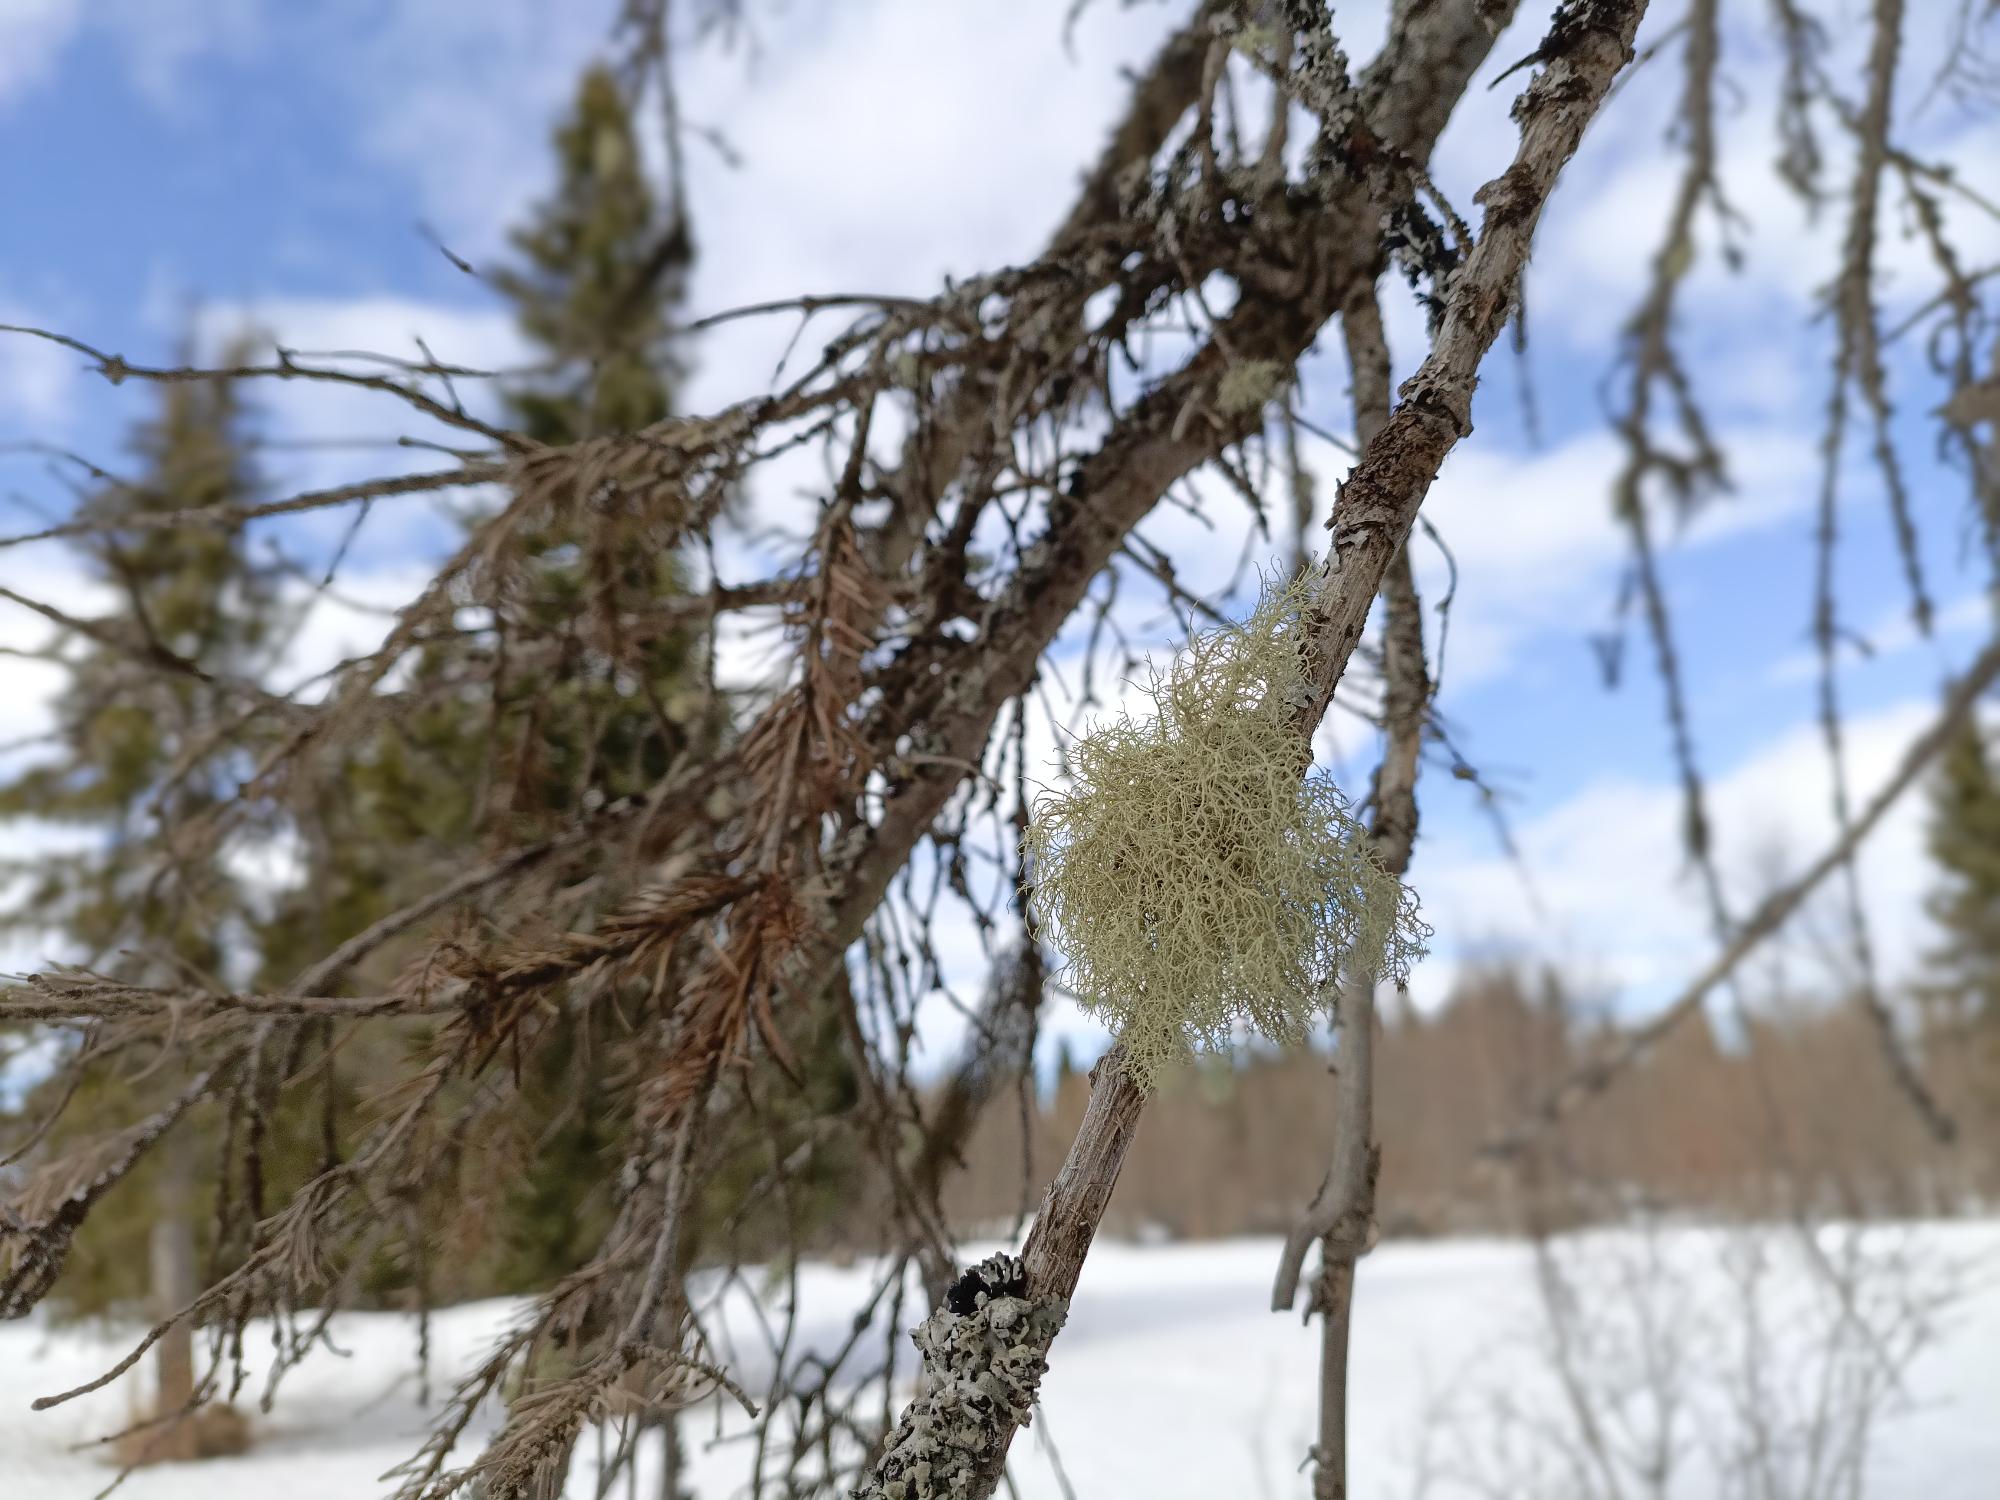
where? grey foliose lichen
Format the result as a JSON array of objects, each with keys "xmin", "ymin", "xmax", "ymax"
[{"xmin": 852, "ymin": 1253, "xmax": 1068, "ymax": 1500}]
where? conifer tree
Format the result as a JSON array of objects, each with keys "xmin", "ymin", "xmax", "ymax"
[
  {"xmin": 1922, "ymin": 719, "xmax": 2000, "ymax": 1042},
  {"xmin": 0, "ymin": 349, "xmax": 296, "ymax": 1447},
  {"xmin": 0, "ymin": 358, "xmax": 276, "ymax": 978},
  {"xmin": 470, "ymin": 62, "xmax": 704, "ymax": 1293},
  {"xmin": 252, "ymin": 63, "xmax": 853, "ymax": 1304},
  {"xmin": 494, "ymin": 63, "xmax": 691, "ymax": 450}
]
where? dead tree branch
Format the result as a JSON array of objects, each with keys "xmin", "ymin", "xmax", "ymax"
[
  {"xmin": 1483, "ymin": 632, "xmax": 2000, "ymax": 1163},
  {"xmin": 855, "ymin": 6, "xmax": 1652, "ymax": 1495}
]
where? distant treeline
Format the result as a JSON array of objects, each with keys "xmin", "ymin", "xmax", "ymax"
[{"xmin": 924, "ymin": 968, "xmax": 1999, "ymax": 1245}]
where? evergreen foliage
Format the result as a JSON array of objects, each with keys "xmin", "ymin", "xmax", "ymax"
[
  {"xmin": 0, "ymin": 357, "xmax": 276, "ymax": 965},
  {"xmin": 0, "ymin": 348, "xmax": 320, "ymax": 1315},
  {"xmin": 1923, "ymin": 718, "xmax": 2000, "ymax": 1032},
  {"xmin": 267, "ymin": 62, "xmax": 710, "ymax": 1300},
  {"xmin": 493, "ymin": 64, "xmax": 690, "ymax": 449},
  {"xmin": 252, "ymin": 63, "xmax": 853, "ymax": 1299},
  {"xmin": 0, "ymin": 61, "xmax": 860, "ymax": 1330}
]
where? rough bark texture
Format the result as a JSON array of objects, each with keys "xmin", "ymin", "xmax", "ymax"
[
  {"xmin": 851, "ymin": 1050, "xmax": 1145, "ymax": 1500},
  {"xmin": 825, "ymin": 0, "xmax": 1537, "ymax": 962},
  {"xmin": 1270, "ymin": 277, "xmax": 1408, "ymax": 1317},
  {"xmin": 1292, "ymin": 1, "xmax": 1649, "ymax": 735},
  {"xmin": 853, "ymin": 1253, "xmax": 1069, "ymax": 1500}
]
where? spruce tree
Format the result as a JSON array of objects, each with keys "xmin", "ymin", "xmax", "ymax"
[
  {"xmin": 468, "ymin": 62, "xmax": 703, "ymax": 1293},
  {"xmin": 0, "ymin": 356, "xmax": 277, "ymax": 980},
  {"xmin": 493, "ymin": 63, "xmax": 690, "ymax": 450},
  {"xmin": 0, "ymin": 351, "xmax": 303, "ymax": 1446},
  {"xmin": 1923, "ymin": 719, "xmax": 2000, "ymax": 1030},
  {"xmin": 0, "ymin": 68, "xmax": 855, "ymax": 1376},
  {"xmin": 253, "ymin": 63, "xmax": 853, "ymax": 1302}
]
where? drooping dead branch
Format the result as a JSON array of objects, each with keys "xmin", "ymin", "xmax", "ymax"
[{"xmin": 1603, "ymin": 0, "xmax": 1735, "ymax": 936}]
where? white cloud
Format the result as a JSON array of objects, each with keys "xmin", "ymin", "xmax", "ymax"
[
  {"xmin": 0, "ymin": 0, "xmax": 263, "ymax": 114},
  {"xmin": 0, "ymin": 553, "xmax": 120, "ymax": 977},
  {"xmin": 1517, "ymin": 11, "xmax": 2000, "ymax": 356},
  {"xmin": 0, "ymin": 315, "xmax": 78, "ymax": 429},
  {"xmin": 192, "ymin": 295, "xmax": 526, "ymax": 558},
  {"xmin": 96, "ymin": 0, "xmax": 263, "ymax": 112},
  {"xmin": 1411, "ymin": 693, "xmax": 1953, "ymax": 1014},
  {"xmin": 1766, "ymin": 590, "xmax": 1994, "ymax": 687},
  {"xmin": 0, "ymin": 550, "xmax": 114, "ymax": 751},
  {"xmin": 0, "ymin": 0, "xmax": 79, "ymax": 107},
  {"xmin": 262, "ymin": 562, "xmax": 442, "ymax": 700},
  {"xmin": 200, "ymin": 294, "xmax": 525, "ymax": 383},
  {"xmin": 7, "ymin": 0, "xmax": 1985, "ymax": 1080},
  {"xmin": 326, "ymin": 2, "xmax": 618, "ymax": 256},
  {"xmin": 0, "ymin": 1, "xmax": 604, "ymax": 252},
  {"xmin": 1387, "ymin": 425, "xmax": 1811, "ymax": 692},
  {"xmin": 673, "ymin": 0, "xmax": 1185, "ymax": 410}
]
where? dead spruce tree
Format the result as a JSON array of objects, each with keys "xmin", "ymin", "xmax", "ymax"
[{"xmin": 4, "ymin": 2, "xmax": 2000, "ymax": 1498}]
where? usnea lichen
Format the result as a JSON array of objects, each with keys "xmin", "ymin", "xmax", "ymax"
[
  {"xmin": 1023, "ymin": 579, "xmax": 1426, "ymax": 1088},
  {"xmin": 1216, "ymin": 358, "xmax": 1287, "ymax": 415}
]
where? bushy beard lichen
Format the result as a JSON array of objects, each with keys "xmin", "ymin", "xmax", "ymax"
[
  {"xmin": 1023, "ymin": 578, "xmax": 1428, "ymax": 1088},
  {"xmin": 852, "ymin": 1254, "xmax": 1067, "ymax": 1500}
]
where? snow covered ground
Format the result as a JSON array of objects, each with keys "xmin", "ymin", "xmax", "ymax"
[{"xmin": 7, "ymin": 1222, "xmax": 1997, "ymax": 1499}]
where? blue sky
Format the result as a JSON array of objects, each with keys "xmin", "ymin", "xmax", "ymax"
[{"xmin": 2, "ymin": 0, "xmax": 1996, "ymax": 1061}]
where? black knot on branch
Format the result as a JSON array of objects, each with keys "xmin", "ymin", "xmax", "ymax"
[{"xmin": 944, "ymin": 1251, "xmax": 1029, "ymax": 1316}]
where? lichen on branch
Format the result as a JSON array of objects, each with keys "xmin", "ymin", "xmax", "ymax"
[
  {"xmin": 852, "ymin": 1254, "xmax": 1066, "ymax": 1500},
  {"xmin": 1023, "ymin": 579, "xmax": 1426, "ymax": 1088}
]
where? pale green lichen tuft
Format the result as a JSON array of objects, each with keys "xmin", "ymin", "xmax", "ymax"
[
  {"xmin": 1216, "ymin": 358, "xmax": 1287, "ymax": 416},
  {"xmin": 1230, "ymin": 21, "xmax": 1284, "ymax": 60},
  {"xmin": 1023, "ymin": 579, "xmax": 1427, "ymax": 1089}
]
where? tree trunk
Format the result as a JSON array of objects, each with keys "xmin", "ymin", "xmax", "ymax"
[
  {"xmin": 149, "ymin": 1128, "xmax": 199, "ymax": 1461},
  {"xmin": 656, "ymin": 1410, "xmax": 684, "ymax": 1500}
]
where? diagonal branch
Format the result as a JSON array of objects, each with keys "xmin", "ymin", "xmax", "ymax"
[
  {"xmin": 854, "ymin": 7, "xmax": 1651, "ymax": 1496},
  {"xmin": 1482, "ymin": 632, "xmax": 2000, "ymax": 1163}
]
